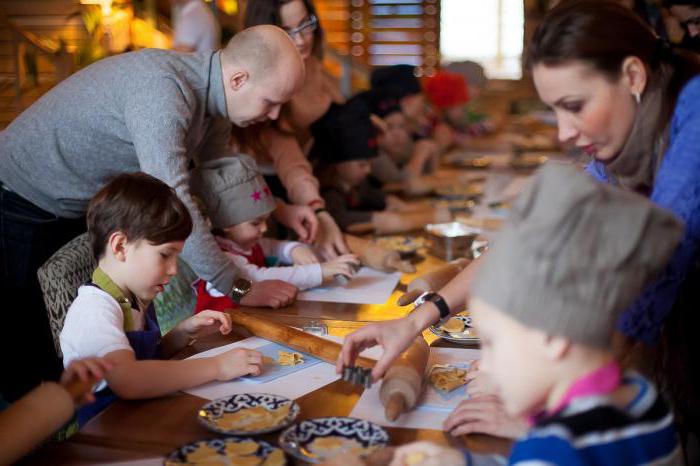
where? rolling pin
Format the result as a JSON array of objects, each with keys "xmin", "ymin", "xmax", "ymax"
[
  {"xmin": 229, "ymin": 312, "xmax": 430, "ymax": 420},
  {"xmin": 379, "ymin": 337, "xmax": 430, "ymax": 421},
  {"xmin": 344, "ymin": 234, "xmax": 415, "ymax": 273},
  {"xmin": 228, "ymin": 312, "xmax": 375, "ymax": 368},
  {"xmin": 397, "ymin": 258, "xmax": 470, "ymax": 306}
]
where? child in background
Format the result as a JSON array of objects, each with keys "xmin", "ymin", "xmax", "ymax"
[
  {"xmin": 390, "ymin": 164, "xmax": 683, "ymax": 465},
  {"xmin": 190, "ymin": 156, "xmax": 360, "ymax": 312},
  {"xmin": 0, "ymin": 357, "xmax": 111, "ymax": 464},
  {"xmin": 313, "ymin": 97, "xmax": 450, "ymax": 234},
  {"xmin": 363, "ymin": 92, "xmax": 438, "ymax": 186},
  {"xmin": 424, "ymin": 70, "xmax": 495, "ymax": 151},
  {"xmin": 370, "ymin": 64, "xmax": 430, "ymax": 138},
  {"xmin": 60, "ymin": 173, "xmax": 263, "ymax": 425}
]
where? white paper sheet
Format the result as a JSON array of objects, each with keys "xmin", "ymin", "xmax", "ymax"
[
  {"xmin": 349, "ymin": 347, "xmax": 481, "ymax": 430},
  {"xmin": 183, "ymin": 335, "xmax": 384, "ymax": 401},
  {"xmin": 183, "ymin": 337, "xmax": 341, "ymax": 400},
  {"xmin": 297, "ymin": 267, "xmax": 402, "ymax": 304}
]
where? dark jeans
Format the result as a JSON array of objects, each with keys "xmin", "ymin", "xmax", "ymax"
[{"xmin": 0, "ymin": 186, "xmax": 85, "ymax": 401}]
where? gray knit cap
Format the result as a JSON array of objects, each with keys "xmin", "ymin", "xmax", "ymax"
[
  {"xmin": 190, "ymin": 156, "xmax": 276, "ymax": 229},
  {"xmin": 471, "ymin": 163, "xmax": 683, "ymax": 348}
]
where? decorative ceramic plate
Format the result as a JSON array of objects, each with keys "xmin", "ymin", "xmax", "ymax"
[
  {"xmin": 429, "ymin": 313, "xmax": 479, "ymax": 344},
  {"xmin": 198, "ymin": 393, "xmax": 300, "ymax": 436},
  {"xmin": 278, "ymin": 417, "xmax": 389, "ymax": 464},
  {"xmin": 165, "ymin": 437, "xmax": 286, "ymax": 465}
]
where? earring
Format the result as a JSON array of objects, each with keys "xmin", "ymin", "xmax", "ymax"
[{"xmin": 634, "ymin": 92, "xmax": 641, "ymax": 104}]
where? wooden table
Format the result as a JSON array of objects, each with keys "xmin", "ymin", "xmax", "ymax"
[
  {"xmin": 21, "ymin": 249, "xmax": 512, "ymax": 465},
  {"xmin": 22, "ymin": 115, "xmax": 559, "ymax": 463}
]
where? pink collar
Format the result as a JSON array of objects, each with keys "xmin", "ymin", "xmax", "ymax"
[{"xmin": 530, "ymin": 360, "xmax": 621, "ymax": 425}]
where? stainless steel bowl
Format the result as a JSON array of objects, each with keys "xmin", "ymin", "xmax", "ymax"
[{"xmin": 425, "ymin": 222, "xmax": 480, "ymax": 261}]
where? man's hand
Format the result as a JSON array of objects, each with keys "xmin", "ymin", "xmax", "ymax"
[{"xmin": 239, "ymin": 280, "xmax": 298, "ymax": 308}]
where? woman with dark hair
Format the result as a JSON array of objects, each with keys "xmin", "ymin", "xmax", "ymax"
[
  {"xmin": 338, "ymin": 0, "xmax": 700, "ymax": 452},
  {"xmin": 233, "ymin": 0, "xmax": 348, "ymax": 260}
]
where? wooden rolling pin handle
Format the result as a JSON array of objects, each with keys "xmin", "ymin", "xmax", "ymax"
[
  {"xmin": 385, "ymin": 392, "xmax": 407, "ymax": 421},
  {"xmin": 397, "ymin": 289, "xmax": 423, "ymax": 306},
  {"xmin": 229, "ymin": 311, "xmax": 376, "ymax": 368}
]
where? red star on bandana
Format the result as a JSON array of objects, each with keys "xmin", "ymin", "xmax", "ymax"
[
  {"xmin": 251, "ymin": 190, "xmax": 262, "ymax": 202},
  {"xmin": 263, "ymin": 187, "xmax": 271, "ymax": 197}
]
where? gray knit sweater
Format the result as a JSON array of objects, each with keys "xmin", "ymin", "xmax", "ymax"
[{"xmin": 0, "ymin": 49, "xmax": 240, "ymax": 293}]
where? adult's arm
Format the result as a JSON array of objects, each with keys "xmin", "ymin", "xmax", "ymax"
[
  {"xmin": 123, "ymin": 79, "xmax": 239, "ymax": 295},
  {"xmin": 262, "ymin": 125, "xmax": 323, "ymax": 206},
  {"xmin": 338, "ymin": 256, "xmax": 482, "ymax": 379}
]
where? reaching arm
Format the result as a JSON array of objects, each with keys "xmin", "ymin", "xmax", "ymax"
[{"xmin": 262, "ymin": 126, "xmax": 323, "ymax": 206}]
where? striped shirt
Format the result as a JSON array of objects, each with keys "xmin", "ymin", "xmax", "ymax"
[{"xmin": 505, "ymin": 372, "xmax": 681, "ymax": 466}]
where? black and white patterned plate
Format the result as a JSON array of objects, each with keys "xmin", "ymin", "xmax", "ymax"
[
  {"xmin": 278, "ymin": 416, "xmax": 389, "ymax": 464},
  {"xmin": 429, "ymin": 313, "xmax": 479, "ymax": 344},
  {"xmin": 197, "ymin": 393, "xmax": 300, "ymax": 435},
  {"xmin": 165, "ymin": 436, "xmax": 285, "ymax": 465}
]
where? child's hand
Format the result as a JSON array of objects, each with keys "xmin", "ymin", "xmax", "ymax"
[
  {"xmin": 321, "ymin": 254, "xmax": 361, "ymax": 282},
  {"xmin": 291, "ymin": 245, "xmax": 320, "ymax": 265},
  {"xmin": 390, "ymin": 441, "xmax": 466, "ymax": 466},
  {"xmin": 443, "ymin": 394, "xmax": 527, "ymax": 439},
  {"xmin": 60, "ymin": 357, "xmax": 113, "ymax": 406},
  {"xmin": 214, "ymin": 347, "xmax": 263, "ymax": 380},
  {"xmin": 179, "ymin": 310, "xmax": 232, "ymax": 338}
]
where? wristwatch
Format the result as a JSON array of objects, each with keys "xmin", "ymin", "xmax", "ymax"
[
  {"xmin": 230, "ymin": 278, "xmax": 252, "ymax": 304},
  {"xmin": 414, "ymin": 291, "xmax": 451, "ymax": 324}
]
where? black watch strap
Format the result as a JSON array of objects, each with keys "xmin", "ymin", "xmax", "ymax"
[{"xmin": 425, "ymin": 292, "xmax": 450, "ymax": 320}]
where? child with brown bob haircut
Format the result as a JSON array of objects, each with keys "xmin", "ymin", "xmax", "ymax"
[{"xmin": 60, "ymin": 173, "xmax": 263, "ymax": 425}]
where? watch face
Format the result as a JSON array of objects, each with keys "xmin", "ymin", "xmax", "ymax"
[{"xmin": 233, "ymin": 278, "xmax": 252, "ymax": 294}]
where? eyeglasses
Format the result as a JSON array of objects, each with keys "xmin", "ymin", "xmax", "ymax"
[{"xmin": 286, "ymin": 15, "xmax": 318, "ymax": 39}]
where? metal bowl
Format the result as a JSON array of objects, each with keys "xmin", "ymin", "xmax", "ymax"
[{"xmin": 425, "ymin": 222, "xmax": 480, "ymax": 261}]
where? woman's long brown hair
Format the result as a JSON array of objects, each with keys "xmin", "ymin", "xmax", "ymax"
[
  {"xmin": 232, "ymin": 0, "xmax": 325, "ymax": 156},
  {"xmin": 527, "ymin": 0, "xmax": 700, "ymax": 143}
]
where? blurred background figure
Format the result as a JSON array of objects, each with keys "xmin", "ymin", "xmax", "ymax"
[{"xmin": 171, "ymin": 0, "xmax": 221, "ymax": 52}]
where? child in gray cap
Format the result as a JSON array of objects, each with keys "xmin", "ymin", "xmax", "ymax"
[
  {"xmin": 389, "ymin": 164, "xmax": 683, "ymax": 466},
  {"xmin": 190, "ymin": 156, "xmax": 359, "ymax": 312}
]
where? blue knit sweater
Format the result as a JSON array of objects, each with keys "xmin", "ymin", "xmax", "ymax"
[{"xmin": 587, "ymin": 75, "xmax": 700, "ymax": 345}]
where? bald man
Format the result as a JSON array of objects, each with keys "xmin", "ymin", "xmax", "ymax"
[{"xmin": 0, "ymin": 25, "xmax": 304, "ymax": 400}]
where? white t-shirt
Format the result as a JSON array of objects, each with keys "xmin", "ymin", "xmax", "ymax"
[
  {"xmin": 173, "ymin": 0, "xmax": 221, "ymax": 53},
  {"xmin": 60, "ymin": 285, "xmax": 145, "ymax": 368}
]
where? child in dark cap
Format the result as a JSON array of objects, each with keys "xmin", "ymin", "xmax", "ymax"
[
  {"xmin": 360, "ymin": 91, "xmax": 439, "ymax": 187},
  {"xmin": 313, "ymin": 96, "xmax": 450, "ymax": 234}
]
